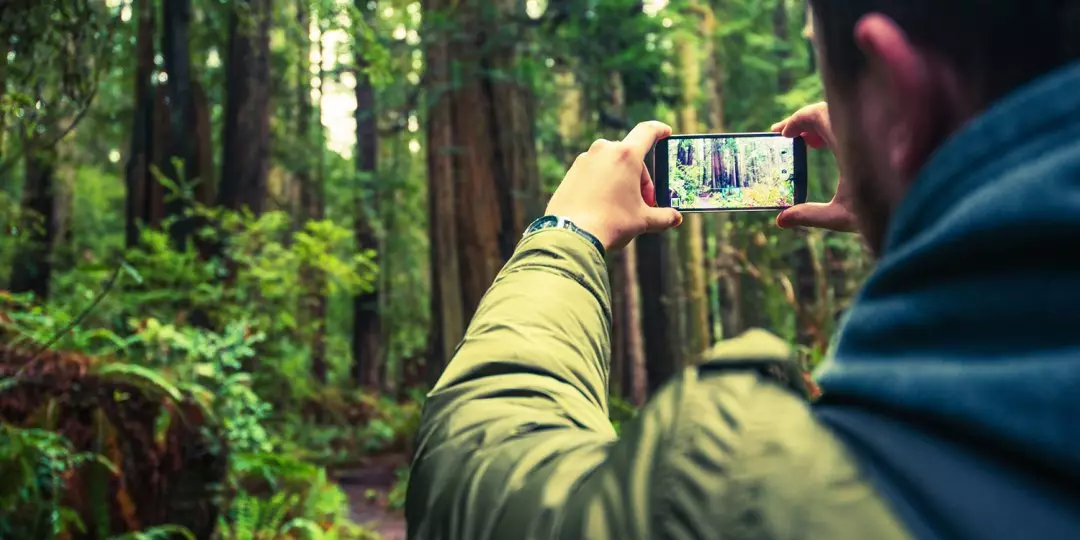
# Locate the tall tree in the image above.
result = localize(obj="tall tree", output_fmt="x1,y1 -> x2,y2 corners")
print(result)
352,0 -> 381,388
295,0 -> 329,383
219,0 -> 271,214
9,141 -> 57,299
605,71 -> 647,405
423,0 -> 542,380
125,0 -> 156,248
674,15 -> 711,365
161,0 -> 199,245
423,0 -> 464,384
704,0 -> 743,340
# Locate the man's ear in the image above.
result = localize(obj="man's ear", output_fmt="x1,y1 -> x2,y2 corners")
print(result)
853,14 -> 941,181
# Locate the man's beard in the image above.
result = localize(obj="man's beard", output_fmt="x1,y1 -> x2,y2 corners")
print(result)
851,181 -> 890,257
844,150 -> 893,258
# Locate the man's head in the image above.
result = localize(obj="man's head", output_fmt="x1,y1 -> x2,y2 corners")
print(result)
808,0 -> 1080,251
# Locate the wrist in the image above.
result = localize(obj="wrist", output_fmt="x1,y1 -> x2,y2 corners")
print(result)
523,215 -> 608,256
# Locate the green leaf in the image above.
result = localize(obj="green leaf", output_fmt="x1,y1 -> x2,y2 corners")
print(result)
94,363 -> 183,403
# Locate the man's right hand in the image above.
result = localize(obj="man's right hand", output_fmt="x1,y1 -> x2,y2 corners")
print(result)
770,103 -> 858,233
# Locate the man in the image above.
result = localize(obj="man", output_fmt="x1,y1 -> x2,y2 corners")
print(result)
406,1 -> 1080,538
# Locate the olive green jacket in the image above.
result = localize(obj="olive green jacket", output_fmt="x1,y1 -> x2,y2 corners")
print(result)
406,229 -> 910,540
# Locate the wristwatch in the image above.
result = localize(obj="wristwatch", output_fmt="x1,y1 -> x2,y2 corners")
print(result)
522,215 -> 606,257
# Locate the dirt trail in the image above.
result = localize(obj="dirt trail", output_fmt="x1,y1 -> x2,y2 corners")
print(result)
337,453 -> 408,540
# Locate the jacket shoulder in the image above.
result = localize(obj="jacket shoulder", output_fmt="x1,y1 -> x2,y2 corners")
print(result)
651,331 -> 911,539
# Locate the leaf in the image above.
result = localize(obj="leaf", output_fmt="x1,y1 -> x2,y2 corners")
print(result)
119,261 -> 144,285
280,518 -> 326,539
94,363 -> 183,403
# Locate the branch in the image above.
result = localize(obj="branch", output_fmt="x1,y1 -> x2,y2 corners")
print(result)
0,2 -> 121,176
0,85 -> 98,177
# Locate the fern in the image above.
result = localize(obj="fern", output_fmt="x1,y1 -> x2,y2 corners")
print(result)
232,493 -> 258,540
280,518 -> 325,540
109,524 -> 197,540
94,363 -> 184,403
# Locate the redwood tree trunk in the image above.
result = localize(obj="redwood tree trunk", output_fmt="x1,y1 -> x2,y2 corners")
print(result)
617,241 -> 647,405
423,0 -> 465,385
637,232 -> 682,394
296,0 -> 329,383
352,0 -> 381,388
161,0 -> 198,246
218,0 -> 271,215
125,0 -> 155,248
10,142 -> 58,300
423,0 -> 541,383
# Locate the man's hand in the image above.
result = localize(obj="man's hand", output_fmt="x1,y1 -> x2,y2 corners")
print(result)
771,103 -> 858,233
546,121 -> 683,251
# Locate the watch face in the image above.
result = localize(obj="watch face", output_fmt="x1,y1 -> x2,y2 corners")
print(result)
528,215 -> 559,234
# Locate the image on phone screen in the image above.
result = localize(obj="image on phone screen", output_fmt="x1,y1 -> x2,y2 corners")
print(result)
655,133 -> 807,212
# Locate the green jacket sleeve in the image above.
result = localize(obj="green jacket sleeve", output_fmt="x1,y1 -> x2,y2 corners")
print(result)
406,228 -> 645,539
405,229 -> 907,540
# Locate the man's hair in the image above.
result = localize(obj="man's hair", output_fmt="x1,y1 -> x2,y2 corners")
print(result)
808,0 -> 1080,104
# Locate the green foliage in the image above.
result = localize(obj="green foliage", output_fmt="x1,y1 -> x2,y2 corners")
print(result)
0,197 -> 390,537
387,466 -> 410,511
220,453 -> 374,540
0,424 -> 116,539
133,318 -> 275,454
0,0 -> 877,537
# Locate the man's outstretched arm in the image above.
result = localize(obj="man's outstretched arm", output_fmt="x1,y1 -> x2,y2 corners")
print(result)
407,228 -> 617,538
407,224 -> 754,540
406,122 -> 691,539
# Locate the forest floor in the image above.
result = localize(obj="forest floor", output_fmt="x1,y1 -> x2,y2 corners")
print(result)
337,453 -> 409,540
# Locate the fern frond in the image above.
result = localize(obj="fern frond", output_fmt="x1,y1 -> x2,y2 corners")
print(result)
94,363 -> 183,403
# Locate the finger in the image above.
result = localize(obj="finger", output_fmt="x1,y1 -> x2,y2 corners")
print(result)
770,119 -> 788,133
776,203 -> 857,232
780,105 -> 831,143
801,131 -> 827,149
643,207 -> 682,233
640,165 -> 657,207
589,138 -> 613,153
622,121 -> 673,160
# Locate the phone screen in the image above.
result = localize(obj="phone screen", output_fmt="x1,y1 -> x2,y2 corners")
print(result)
657,133 -> 806,212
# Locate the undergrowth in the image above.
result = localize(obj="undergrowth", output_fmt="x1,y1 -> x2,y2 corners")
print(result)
0,202 -> 417,539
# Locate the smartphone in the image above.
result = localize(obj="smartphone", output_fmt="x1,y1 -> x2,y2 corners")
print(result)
653,133 -> 807,212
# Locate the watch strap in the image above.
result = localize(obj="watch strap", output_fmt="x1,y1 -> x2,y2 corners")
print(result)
523,215 -> 606,257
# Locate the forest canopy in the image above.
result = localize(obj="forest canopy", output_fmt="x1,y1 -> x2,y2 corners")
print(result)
0,0 -> 868,538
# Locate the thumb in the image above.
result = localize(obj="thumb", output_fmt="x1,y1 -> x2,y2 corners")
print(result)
776,203 -> 857,233
643,207 -> 683,233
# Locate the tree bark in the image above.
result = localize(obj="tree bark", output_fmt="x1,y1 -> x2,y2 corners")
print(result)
674,22 -> 711,365
602,71 -> 647,404
218,0 -> 271,215
619,240 -> 647,405
423,0 -> 541,383
294,0 -> 329,383
161,0 -> 198,246
423,0 -> 464,385
352,0 -> 382,389
702,1 -> 743,339
10,142 -> 57,300
0,41 -> 6,193
776,0 -> 821,353
125,0 -> 155,248
637,233 -> 679,394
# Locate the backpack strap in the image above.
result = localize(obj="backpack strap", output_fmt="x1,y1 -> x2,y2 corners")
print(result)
697,329 -> 814,401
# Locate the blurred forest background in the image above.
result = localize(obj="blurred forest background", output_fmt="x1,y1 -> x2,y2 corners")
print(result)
0,0 -> 870,537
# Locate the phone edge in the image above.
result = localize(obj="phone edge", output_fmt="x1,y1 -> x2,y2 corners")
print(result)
793,136 -> 809,205
655,139 -> 671,208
